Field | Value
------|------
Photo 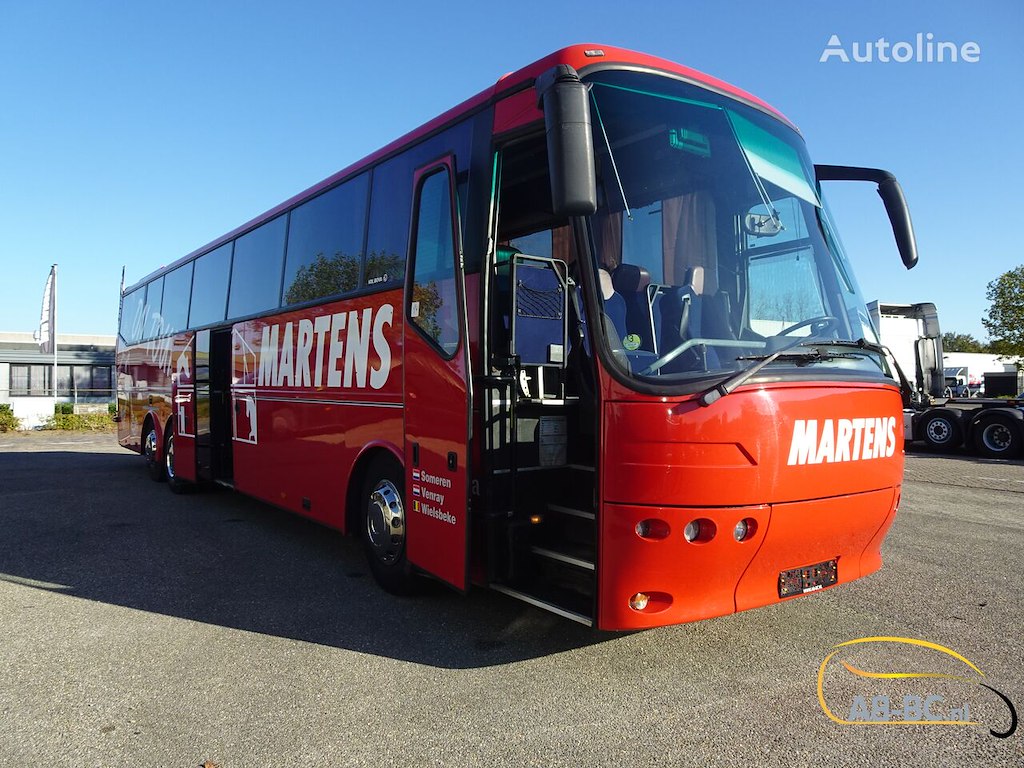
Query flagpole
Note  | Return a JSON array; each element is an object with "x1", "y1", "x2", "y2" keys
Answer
[{"x1": 52, "y1": 264, "x2": 58, "y2": 404}]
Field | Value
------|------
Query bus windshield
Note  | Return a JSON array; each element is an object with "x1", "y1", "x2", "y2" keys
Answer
[{"x1": 584, "y1": 70, "x2": 883, "y2": 386}]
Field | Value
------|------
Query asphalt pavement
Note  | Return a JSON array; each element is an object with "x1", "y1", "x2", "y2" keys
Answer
[{"x1": 0, "y1": 431, "x2": 1021, "y2": 767}]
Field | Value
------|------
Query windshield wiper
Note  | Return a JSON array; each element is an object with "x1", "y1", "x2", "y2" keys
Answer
[
  {"x1": 814, "y1": 337, "x2": 886, "y2": 354},
  {"x1": 698, "y1": 337, "x2": 878, "y2": 407},
  {"x1": 734, "y1": 350, "x2": 856, "y2": 363}
]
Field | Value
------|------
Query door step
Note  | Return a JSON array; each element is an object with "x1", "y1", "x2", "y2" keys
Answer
[
  {"x1": 530, "y1": 545, "x2": 594, "y2": 571},
  {"x1": 490, "y1": 584, "x2": 593, "y2": 626},
  {"x1": 547, "y1": 503, "x2": 595, "y2": 521}
]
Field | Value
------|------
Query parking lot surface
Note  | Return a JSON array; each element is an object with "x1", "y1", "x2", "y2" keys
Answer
[{"x1": 1, "y1": 432, "x2": 1021, "y2": 766}]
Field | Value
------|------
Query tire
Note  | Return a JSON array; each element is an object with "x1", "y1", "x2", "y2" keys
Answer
[
  {"x1": 361, "y1": 456, "x2": 417, "y2": 594},
  {"x1": 144, "y1": 425, "x2": 166, "y2": 482},
  {"x1": 973, "y1": 415, "x2": 1023, "y2": 459},
  {"x1": 920, "y1": 411, "x2": 961, "y2": 451},
  {"x1": 165, "y1": 431, "x2": 194, "y2": 494}
]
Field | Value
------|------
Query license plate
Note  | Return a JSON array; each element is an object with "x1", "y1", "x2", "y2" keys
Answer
[{"x1": 778, "y1": 559, "x2": 838, "y2": 597}]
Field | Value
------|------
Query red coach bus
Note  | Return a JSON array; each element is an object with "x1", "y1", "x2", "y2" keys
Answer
[{"x1": 117, "y1": 44, "x2": 918, "y2": 630}]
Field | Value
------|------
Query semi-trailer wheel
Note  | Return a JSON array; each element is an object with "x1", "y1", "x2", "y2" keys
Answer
[
  {"x1": 920, "y1": 411, "x2": 961, "y2": 451},
  {"x1": 973, "y1": 414, "x2": 1023, "y2": 459}
]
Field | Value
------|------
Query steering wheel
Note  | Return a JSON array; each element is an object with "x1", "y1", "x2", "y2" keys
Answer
[{"x1": 776, "y1": 315, "x2": 838, "y2": 338}]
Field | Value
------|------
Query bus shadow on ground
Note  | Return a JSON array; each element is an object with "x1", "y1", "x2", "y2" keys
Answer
[{"x1": 0, "y1": 448, "x2": 619, "y2": 669}]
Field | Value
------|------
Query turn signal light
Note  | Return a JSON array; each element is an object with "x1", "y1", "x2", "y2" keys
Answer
[{"x1": 635, "y1": 518, "x2": 670, "y2": 540}]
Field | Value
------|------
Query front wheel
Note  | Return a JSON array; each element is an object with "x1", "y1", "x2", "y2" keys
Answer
[
  {"x1": 362, "y1": 457, "x2": 418, "y2": 594},
  {"x1": 973, "y1": 415, "x2": 1023, "y2": 459}
]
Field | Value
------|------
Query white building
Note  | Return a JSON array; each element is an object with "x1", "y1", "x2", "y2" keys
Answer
[
  {"x1": 943, "y1": 351, "x2": 1016, "y2": 394},
  {"x1": 0, "y1": 332, "x2": 115, "y2": 429}
]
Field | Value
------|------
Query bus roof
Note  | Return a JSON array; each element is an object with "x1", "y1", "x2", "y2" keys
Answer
[{"x1": 126, "y1": 43, "x2": 792, "y2": 293}]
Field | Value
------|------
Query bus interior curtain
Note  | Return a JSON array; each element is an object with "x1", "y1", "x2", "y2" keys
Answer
[
  {"x1": 661, "y1": 192, "x2": 718, "y2": 294},
  {"x1": 551, "y1": 224, "x2": 575, "y2": 264},
  {"x1": 594, "y1": 212, "x2": 623, "y2": 271}
]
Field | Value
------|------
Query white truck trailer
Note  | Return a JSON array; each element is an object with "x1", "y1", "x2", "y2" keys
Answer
[{"x1": 869, "y1": 301, "x2": 1023, "y2": 459}]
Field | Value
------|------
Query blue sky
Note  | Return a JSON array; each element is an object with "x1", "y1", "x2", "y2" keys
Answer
[{"x1": 1, "y1": 0, "x2": 1020, "y2": 340}]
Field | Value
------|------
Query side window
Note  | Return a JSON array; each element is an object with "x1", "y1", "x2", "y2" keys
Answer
[
  {"x1": 283, "y1": 173, "x2": 368, "y2": 305},
  {"x1": 228, "y1": 214, "x2": 287, "y2": 319},
  {"x1": 409, "y1": 166, "x2": 459, "y2": 355},
  {"x1": 119, "y1": 286, "x2": 146, "y2": 343},
  {"x1": 9, "y1": 365, "x2": 30, "y2": 396},
  {"x1": 189, "y1": 242, "x2": 232, "y2": 328},
  {"x1": 144, "y1": 276, "x2": 165, "y2": 340},
  {"x1": 161, "y1": 261, "x2": 193, "y2": 334},
  {"x1": 93, "y1": 365, "x2": 112, "y2": 394},
  {"x1": 365, "y1": 155, "x2": 413, "y2": 288}
]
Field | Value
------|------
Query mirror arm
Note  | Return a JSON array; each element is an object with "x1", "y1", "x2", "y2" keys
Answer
[{"x1": 815, "y1": 164, "x2": 918, "y2": 270}]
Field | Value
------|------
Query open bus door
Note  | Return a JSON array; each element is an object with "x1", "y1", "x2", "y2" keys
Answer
[
  {"x1": 172, "y1": 328, "x2": 234, "y2": 488},
  {"x1": 402, "y1": 158, "x2": 472, "y2": 590},
  {"x1": 169, "y1": 334, "x2": 198, "y2": 485}
]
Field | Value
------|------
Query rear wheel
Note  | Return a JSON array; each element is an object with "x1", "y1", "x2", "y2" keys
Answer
[
  {"x1": 144, "y1": 426, "x2": 166, "y2": 482},
  {"x1": 165, "y1": 431, "x2": 194, "y2": 494},
  {"x1": 362, "y1": 457, "x2": 417, "y2": 594},
  {"x1": 920, "y1": 411, "x2": 961, "y2": 451},
  {"x1": 974, "y1": 415, "x2": 1023, "y2": 459}
]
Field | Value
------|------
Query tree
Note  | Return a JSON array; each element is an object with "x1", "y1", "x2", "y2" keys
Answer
[
  {"x1": 942, "y1": 332, "x2": 986, "y2": 353},
  {"x1": 982, "y1": 265, "x2": 1024, "y2": 364},
  {"x1": 284, "y1": 252, "x2": 359, "y2": 305}
]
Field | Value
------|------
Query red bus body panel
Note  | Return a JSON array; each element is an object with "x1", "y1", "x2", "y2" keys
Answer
[
  {"x1": 598, "y1": 381, "x2": 903, "y2": 630},
  {"x1": 229, "y1": 292, "x2": 404, "y2": 528}
]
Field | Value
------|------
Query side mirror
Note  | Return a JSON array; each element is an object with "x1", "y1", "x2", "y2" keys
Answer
[
  {"x1": 536, "y1": 65, "x2": 598, "y2": 217},
  {"x1": 815, "y1": 165, "x2": 918, "y2": 270}
]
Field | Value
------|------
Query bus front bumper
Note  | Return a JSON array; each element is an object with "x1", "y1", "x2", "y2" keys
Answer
[{"x1": 596, "y1": 486, "x2": 900, "y2": 630}]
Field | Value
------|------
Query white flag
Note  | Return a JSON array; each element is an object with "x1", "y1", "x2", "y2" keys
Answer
[{"x1": 38, "y1": 265, "x2": 56, "y2": 354}]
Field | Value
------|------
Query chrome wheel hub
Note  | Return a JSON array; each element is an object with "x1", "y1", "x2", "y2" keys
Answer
[
  {"x1": 145, "y1": 429, "x2": 158, "y2": 463},
  {"x1": 165, "y1": 434, "x2": 176, "y2": 480},
  {"x1": 366, "y1": 479, "x2": 405, "y2": 565}
]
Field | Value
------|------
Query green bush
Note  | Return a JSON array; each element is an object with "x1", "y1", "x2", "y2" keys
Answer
[
  {"x1": 55, "y1": 402, "x2": 74, "y2": 415},
  {"x1": 0, "y1": 404, "x2": 20, "y2": 432},
  {"x1": 43, "y1": 412, "x2": 115, "y2": 431},
  {"x1": 107, "y1": 401, "x2": 117, "y2": 416}
]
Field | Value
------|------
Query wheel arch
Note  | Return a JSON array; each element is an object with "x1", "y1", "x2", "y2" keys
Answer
[
  {"x1": 345, "y1": 441, "x2": 404, "y2": 536},
  {"x1": 968, "y1": 406, "x2": 1024, "y2": 433},
  {"x1": 142, "y1": 411, "x2": 163, "y2": 459}
]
